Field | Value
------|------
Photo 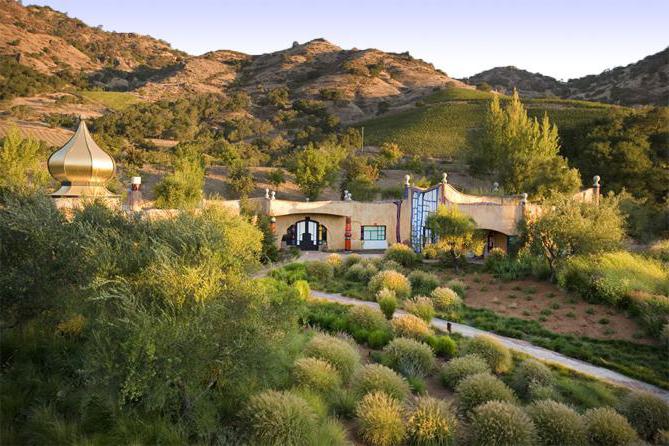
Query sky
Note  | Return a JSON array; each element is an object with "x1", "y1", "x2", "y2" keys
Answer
[{"x1": 28, "y1": 0, "x2": 669, "y2": 80}]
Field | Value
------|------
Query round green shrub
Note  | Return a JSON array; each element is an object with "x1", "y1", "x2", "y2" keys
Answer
[
  {"x1": 290, "y1": 387, "x2": 328, "y2": 420},
  {"x1": 426, "y1": 335, "x2": 458, "y2": 358},
  {"x1": 346, "y1": 262, "x2": 378, "y2": 282},
  {"x1": 367, "y1": 329, "x2": 393, "y2": 349},
  {"x1": 461, "y1": 335, "x2": 512, "y2": 374},
  {"x1": 619, "y1": 391, "x2": 669, "y2": 442},
  {"x1": 440, "y1": 354, "x2": 491, "y2": 389},
  {"x1": 326, "y1": 253, "x2": 343, "y2": 271},
  {"x1": 305, "y1": 260, "x2": 334, "y2": 282},
  {"x1": 527, "y1": 400, "x2": 587, "y2": 446},
  {"x1": 445, "y1": 279, "x2": 466, "y2": 298},
  {"x1": 292, "y1": 357, "x2": 342, "y2": 394},
  {"x1": 377, "y1": 288, "x2": 398, "y2": 320},
  {"x1": 408, "y1": 270, "x2": 440, "y2": 296},
  {"x1": 384, "y1": 243, "x2": 419, "y2": 267},
  {"x1": 327, "y1": 387, "x2": 357, "y2": 419},
  {"x1": 317, "y1": 418, "x2": 349, "y2": 446},
  {"x1": 343, "y1": 253, "x2": 362, "y2": 269},
  {"x1": 347, "y1": 305, "x2": 389, "y2": 332},
  {"x1": 406, "y1": 396, "x2": 458, "y2": 446},
  {"x1": 455, "y1": 372, "x2": 516, "y2": 416},
  {"x1": 352, "y1": 364, "x2": 410, "y2": 401},
  {"x1": 431, "y1": 287, "x2": 463, "y2": 313},
  {"x1": 303, "y1": 333, "x2": 361, "y2": 383},
  {"x1": 470, "y1": 400, "x2": 536, "y2": 446},
  {"x1": 383, "y1": 337, "x2": 435, "y2": 378},
  {"x1": 356, "y1": 391, "x2": 406, "y2": 446},
  {"x1": 583, "y1": 407, "x2": 638, "y2": 446},
  {"x1": 403, "y1": 296, "x2": 436, "y2": 323},
  {"x1": 527, "y1": 382, "x2": 558, "y2": 402},
  {"x1": 511, "y1": 359, "x2": 554, "y2": 398},
  {"x1": 369, "y1": 270, "x2": 411, "y2": 299},
  {"x1": 293, "y1": 279, "x2": 310, "y2": 301},
  {"x1": 244, "y1": 390, "x2": 318, "y2": 446},
  {"x1": 380, "y1": 259, "x2": 403, "y2": 272},
  {"x1": 391, "y1": 314, "x2": 432, "y2": 339}
]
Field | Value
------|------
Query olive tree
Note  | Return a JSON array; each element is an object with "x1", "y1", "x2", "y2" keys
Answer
[{"x1": 426, "y1": 205, "x2": 482, "y2": 271}]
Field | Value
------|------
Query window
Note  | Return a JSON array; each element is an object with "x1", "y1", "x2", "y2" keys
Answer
[{"x1": 361, "y1": 225, "x2": 386, "y2": 241}]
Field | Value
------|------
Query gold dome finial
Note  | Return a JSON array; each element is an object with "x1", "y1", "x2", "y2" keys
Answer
[{"x1": 48, "y1": 118, "x2": 116, "y2": 197}]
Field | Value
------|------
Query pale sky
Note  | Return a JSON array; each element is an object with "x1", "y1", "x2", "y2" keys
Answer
[{"x1": 28, "y1": 0, "x2": 669, "y2": 80}]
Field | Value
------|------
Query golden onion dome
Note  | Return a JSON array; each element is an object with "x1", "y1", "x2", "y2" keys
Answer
[{"x1": 48, "y1": 119, "x2": 116, "y2": 197}]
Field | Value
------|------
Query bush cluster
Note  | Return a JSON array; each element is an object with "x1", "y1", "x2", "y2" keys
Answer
[
  {"x1": 377, "y1": 288, "x2": 398, "y2": 319},
  {"x1": 305, "y1": 260, "x2": 335, "y2": 282},
  {"x1": 303, "y1": 333, "x2": 361, "y2": 383},
  {"x1": 391, "y1": 314, "x2": 432, "y2": 339},
  {"x1": 455, "y1": 372, "x2": 516, "y2": 416},
  {"x1": 431, "y1": 287, "x2": 463, "y2": 319},
  {"x1": 440, "y1": 354, "x2": 490, "y2": 389},
  {"x1": 425, "y1": 334, "x2": 458, "y2": 358},
  {"x1": 406, "y1": 396, "x2": 458, "y2": 446},
  {"x1": 408, "y1": 270, "x2": 440, "y2": 296},
  {"x1": 470, "y1": 401, "x2": 536, "y2": 446},
  {"x1": 352, "y1": 364, "x2": 410, "y2": 401},
  {"x1": 345, "y1": 261, "x2": 378, "y2": 282},
  {"x1": 511, "y1": 359, "x2": 554, "y2": 398},
  {"x1": 403, "y1": 296, "x2": 436, "y2": 323},
  {"x1": 356, "y1": 391, "x2": 406, "y2": 446},
  {"x1": 619, "y1": 391, "x2": 669, "y2": 442},
  {"x1": 384, "y1": 243, "x2": 419, "y2": 267},
  {"x1": 369, "y1": 270, "x2": 412, "y2": 299},
  {"x1": 583, "y1": 407, "x2": 638, "y2": 446},
  {"x1": 347, "y1": 306, "x2": 390, "y2": 333},
  {"x1": 527, "y1": 400, "x2": 587, "y2": 446},
  {"x1": 445, "y1": 279, "x2": 466, "y2": 298},
  {"x1": 461, "y1": 335, "x2": 512, "y2": 374},
  {"x1": 383, "y1": 337, "x2": 436, "y2": 378}
]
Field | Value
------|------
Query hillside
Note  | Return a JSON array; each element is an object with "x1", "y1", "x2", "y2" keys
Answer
[{"x1": 466, "y1": 47, "x2": 669, "y2": 105}]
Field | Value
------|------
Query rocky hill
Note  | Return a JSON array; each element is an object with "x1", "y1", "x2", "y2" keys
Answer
[{"x1": 466, "y1": 47, "x2": 669, "y2": 105}]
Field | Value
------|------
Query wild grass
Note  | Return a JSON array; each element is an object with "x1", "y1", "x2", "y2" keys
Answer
[{"x1": 79, "y1": 90, "x2": 142, "y2": 111}]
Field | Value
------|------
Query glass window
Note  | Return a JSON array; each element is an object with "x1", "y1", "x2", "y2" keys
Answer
[{"x1": 361, "y1": 225, "x2": 386, "y2": 241}]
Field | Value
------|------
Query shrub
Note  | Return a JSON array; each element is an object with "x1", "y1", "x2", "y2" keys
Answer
[
  {"x1": 440, "y1": 355, "x2": 491, "y2": 389},
  {"x1": 619, "y1": 391, "x2": 669, "y2": 442},
  {"x1": 326, "y1": 253, "x2": 343, "y2": 271},
  {"x1": 470, "y1": 401, "x2": 536, "y2": 446},
  {"x1": 303, "y1": 333, "x2": 361, "y2": 383},
  {"x1": 403, "y1": 296, "x2": 436, "y2": 323},
  {"x1": 327, "y1": 387, "x2": 357, "y2": 419},
  {"x1": 583, "y1": 407, "x2": 638, "y2": 446},
  {"x1": 293, "y1": 279, "x2": 310, "y2": 300},
  {"x1": 391, "y1": 314, "x2": 432, "y2": 339},
  {"x1": 455, "y1": 373, "x2": 516, "y2": 416},
  {"x1": 484, "y1": 248, "x2": 508, "y2": 272},
  {"x1": 352, "y1": 364, "x2": 411, "y2": 401},
  {"x1": 406, "y1": 396, "x2": 458, "y2": 446},
  {"x1": 527, "y1": 382, "x2": 558, "y2": 402},
  {"x1": 426, "y1": 335, "x2": 457, "y2": 359},
  {"x1": 293, "y1": 357, "x2": 342, "y2": 394},
  {"x1": 369, "y1": 270, "x2": 411, "y2": 299},
  {"x1": 511, "y1": 359, "x2": 554, "y2": 398},
  {"x1": 347, "y1": 305, "x2": 389, "y2": 332},
  {"x1": 305, "y1": 260, "x2": 334, "y2": 282},
  {"x1": 648, "y1": 239, "x2": 669, "y2": 262},
  {"x1": 356, "y1": 391, "x2": 406, "y2": 446},
  {"x1": 244, "y1": 390, "x2": 318, "y2": 446},
  {"x1": 409, "y1": 270, "x2": 440, "y2": 296},
  {"x1": 461, "y1": 335, "x2": 512, "y2": 374},
  {"x1": 384, "y1": 243, "x2": 419, "y2": 267},
  {"x1": 346, "y1": 262, "x2": 378, "y2": 282},
  {"x1": 380, "y1": 259, "x2": 403, "y2": 272},
  {"x1": 377, "y1": 288, "x2": 398, "y2": 319},
  {"x1": 383, "y1": 337, "x2": 435, "y2": 378},
  {"x1": 343, "y1": 253, "x2": 363, "y2": 269},
  {"x1": 367, "y1": 329, "x2": 393, "y2": 349},
  {"x1": 445, "y1": 279, "x2": 466, "y2": 298},
  {"x1": 317, "y1": 418, "x2": 350, "y2": 446},
  {"x1": 527, "y1": 400, "x2": 587, "y2": 446},
  {"x1": 430, "y1": 287, "x2": 463, "y2": 315}
]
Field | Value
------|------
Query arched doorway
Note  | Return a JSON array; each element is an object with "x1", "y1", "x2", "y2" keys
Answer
[{"x1": 284, "y1": 217, "x2": 328, "y2": 251}]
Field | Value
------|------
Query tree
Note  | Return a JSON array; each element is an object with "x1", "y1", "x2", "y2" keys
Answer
[
  {"x1": 292, "y1": 142, "x2": 344, "y2": 200},
  {"x1": 477, "y1": 82, "x2": 493, "y2": 92},
  {"x1": 379, "y1": 142, "x2": 403, "y2": 166},
  {"x1": 467, "y1": 90, "x2": 581, "y2": 198},
  {"x1": 525, "y1": 194, "x2": 625, "y2": 278},
  {"x1": 267, "y1": 168, "x2": 286, "y2": 191},
  {"x1": 426, "y1": 205, "x2": 481, "y2": 271},
  {"x1": 228, "y1": 161, "x2": 256, "y2": 197},
  {"x1": 154, "y1": 149, "x2": 205, "y2": 209},
  {"x1": 0, "y1": 127, "x2": 50, "y2": 198}
]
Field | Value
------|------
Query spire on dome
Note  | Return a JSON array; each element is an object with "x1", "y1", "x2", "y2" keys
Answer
[{"x1": 48, "y1": 118, "x2": 116, "y2": 197}]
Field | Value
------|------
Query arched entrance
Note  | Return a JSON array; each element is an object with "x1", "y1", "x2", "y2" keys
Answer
[{"x1": 284, "y1": 217, "x2": 328, "y2": 251}]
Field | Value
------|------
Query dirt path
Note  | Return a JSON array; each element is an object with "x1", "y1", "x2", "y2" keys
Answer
[{"x1": 310, "y1": 290, "x2": 669, "y2": 402}]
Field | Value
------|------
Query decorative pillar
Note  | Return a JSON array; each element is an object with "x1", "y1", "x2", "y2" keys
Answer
[
  {"x1": 394, "y1": 200, "x2": 402, "y2": 243},
  {"x1": 440, "y1": 172, "x2": 448, "y2": 204},
  {"x1": 404, "y1": 175, "x2": 411, "y2": 199},
  {"x1": 128, "y1": 176, "x2": 143, "y2": 211},
  {"x1": 520, "y1": 192, "x2": 528, "y2": 219},
  {"x1": 593, "y1": 175, "x2": 601, "y2": 205},
  {"x1": 344, "y1": 216, "x2": 352, "y2": 251}
]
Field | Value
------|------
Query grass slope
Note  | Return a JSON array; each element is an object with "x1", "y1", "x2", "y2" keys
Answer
[
  {"x1": 361, "y1": 87, "x2": 617, "y2": 157},
  {"x1": 79, "y1": 91, "x2": 142, "y2": 111}
]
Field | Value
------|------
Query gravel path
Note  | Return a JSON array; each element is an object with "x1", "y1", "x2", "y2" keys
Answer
[{"x1": 311, "y1": 290, "x2": 669, "y2": 402}]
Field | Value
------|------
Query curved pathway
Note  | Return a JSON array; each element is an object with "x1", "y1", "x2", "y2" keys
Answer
[{"x1": 310, "y1": 290, "x2": 669, "y2": 402}]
